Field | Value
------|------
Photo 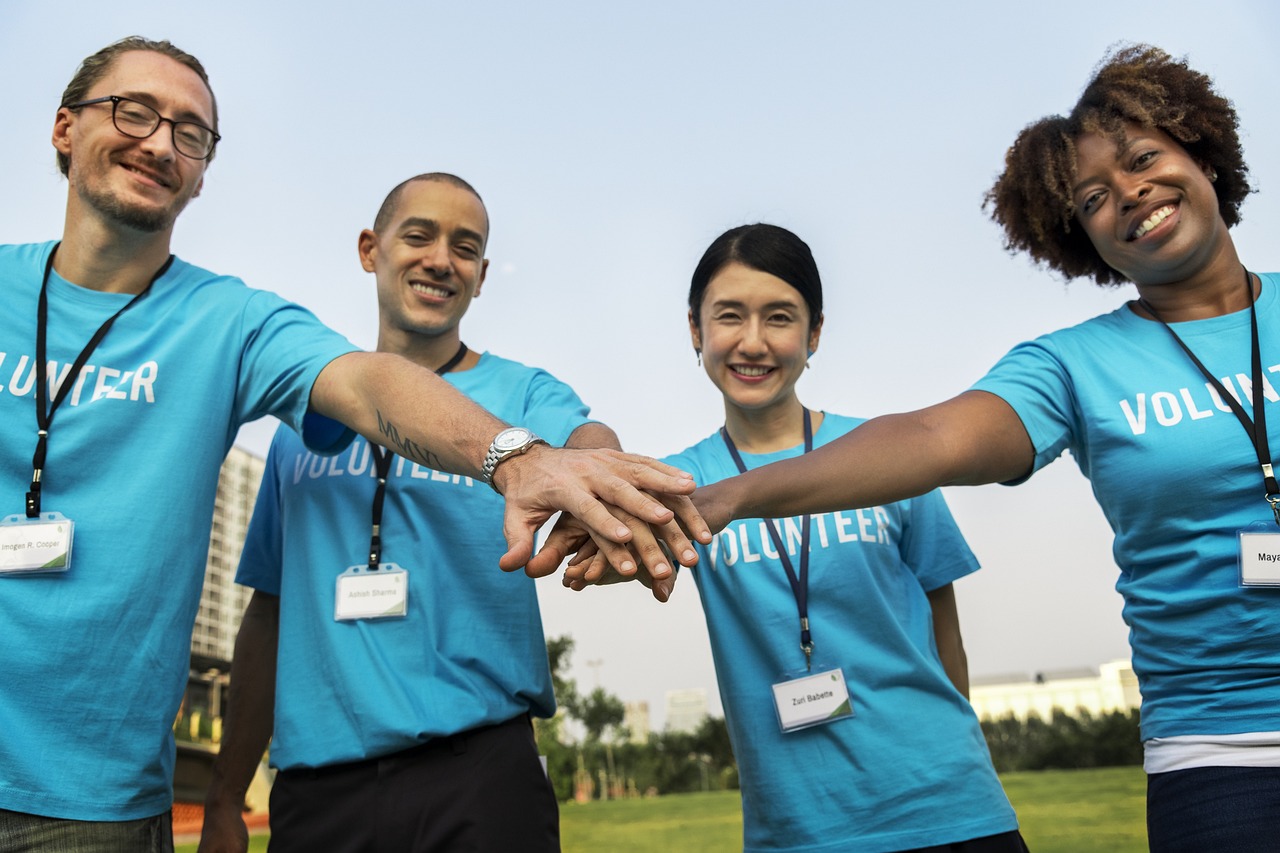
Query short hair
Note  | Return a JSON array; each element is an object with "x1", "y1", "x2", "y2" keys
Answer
[
  {"x1": 689, "y1": 223, "x2": 823, "y2": 331},
  {"x1": 57, "y1": 36, "x2": 218, "y2": 176},
  {"x1": 985, "y1": 44, "x2": 1252, "y2": 286},
  {"x1": 372, "y1": 173, "x2": 488, "y2": 241}
]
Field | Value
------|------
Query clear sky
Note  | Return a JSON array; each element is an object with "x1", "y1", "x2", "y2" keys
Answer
[{"x1": 4, "y1": 0, "x2": 1278, "y2": 728}]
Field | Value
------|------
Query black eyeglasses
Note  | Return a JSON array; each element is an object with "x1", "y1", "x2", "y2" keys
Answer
[{"x1": 64, "y1": 95, "x2": 220, "y2": 160}]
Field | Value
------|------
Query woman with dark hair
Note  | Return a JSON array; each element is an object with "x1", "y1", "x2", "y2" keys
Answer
[
  {"x1": 601, "y1": 222, "x2": 1025, "y2": 851},
  {"x1": 676, "y1": 45, "x2": 1280, "y2": 850}
]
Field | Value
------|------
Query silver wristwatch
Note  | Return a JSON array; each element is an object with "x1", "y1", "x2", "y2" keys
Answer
[{"x1": 481, "y1": 427, "x2": 547, "y2": 492}]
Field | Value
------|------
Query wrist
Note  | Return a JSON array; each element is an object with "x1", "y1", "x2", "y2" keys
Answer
[
  {"x1": 491, "y1": 441, "x2": 551, "y2": 496},
  {"x1": 483, "y1": 427, "x2": 548, "y2": 493}
]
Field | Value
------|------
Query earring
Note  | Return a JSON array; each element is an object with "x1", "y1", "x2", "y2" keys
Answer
[
  {"x1": 1208, "y1": 167, "x2": 1219, "y2": 183},
  {"x1": 695, "y1": 349, "x2": 702, "y2": 366}
]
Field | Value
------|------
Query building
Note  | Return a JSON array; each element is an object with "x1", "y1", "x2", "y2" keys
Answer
[
  {"x1": 623, "y1": 701, "x2": 650, "y2": 744},
  {"x1": 191, "y1": 446, "x2": 265, "y2": 661},
  {"x1": 968, "y1": 659, "x2": 1141, "y2": 721},
  {"x1": 176, "y1": 446, "x2": 271, "y2": 819},
  {"x1": 664, "y1": 688, "x2": 709, "y2": 734},
  {"x1": 180, "y1": 446, "x2": 265, "y2": 746}
]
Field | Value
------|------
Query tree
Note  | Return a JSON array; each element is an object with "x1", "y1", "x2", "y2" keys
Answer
[{"x1": 576, "y1": 687, "x2": 625, "y2": 743}]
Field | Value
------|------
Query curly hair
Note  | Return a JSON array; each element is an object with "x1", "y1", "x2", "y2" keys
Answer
[{"x1": 985, "y1": 44, "x2": 1251, "y2": 286}]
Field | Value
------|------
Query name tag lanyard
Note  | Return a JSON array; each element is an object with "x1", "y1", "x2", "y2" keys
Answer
[
  {"x1": 364, "y1": 341, "x2": 468, "y2": 570},
  {"x1": 721, "y1": 407, "x2": 815, "y2": 671},
  {"x1": 26, "y1": 243, "x2": 172, "y2": 517},
  {"x1": 1138, "y1": 267, "x2": 1280, "y2": 526}
]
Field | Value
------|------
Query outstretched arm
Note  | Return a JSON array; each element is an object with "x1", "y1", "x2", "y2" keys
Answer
[
  {"x1": 696, "y1": 391, "x2": 1035, "y2": 533},
  {"x1": 198, "y1": 591, "x2": 280, "y2": 853},
  {"x1": 310, "y1": 352, "x2": 709, "y2": 571}
]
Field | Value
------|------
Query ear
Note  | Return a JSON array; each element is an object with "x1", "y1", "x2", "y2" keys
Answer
[
  {"x1": 474, "y1": 258, "x2": 489, "y2": 298},
  {"x1": 357, "y1": 229, "x2": 379, "y2": 273},
  {"x1": 688, "y1": 309, "x2": 701, "y2": 351},
  {"x1": 191, "y1": 176, "x2": 204, "y2": 199},
  {"x1": 808, "y1": 313, "x2": 824, "y2": 355},
  {"x1": 51, "y1": 107, "x2": 75, "y2": 162}
]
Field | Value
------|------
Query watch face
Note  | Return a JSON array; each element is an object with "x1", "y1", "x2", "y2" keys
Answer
[{"x1": 495, "y1": 427, "x2": 533, "y2": 452}]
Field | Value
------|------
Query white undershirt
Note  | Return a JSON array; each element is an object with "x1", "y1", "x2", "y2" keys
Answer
[{"x1": 1144, "y1": 731, "x2": 1280, "y2": 773}]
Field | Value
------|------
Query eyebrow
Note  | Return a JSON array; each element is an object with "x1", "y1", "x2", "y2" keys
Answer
[
  {"x1": 396, "y1": 217, "x2": 485, "y2": 245},
  {"x1": 1071, "y1": 135, "x2": 1142, "y2": 197},
  {"x1": 709, "y1": 298, "x2": 802, "y2": 311},
  {"x1": 116, "y1": 90, "x2": 213, "y2": 127}
]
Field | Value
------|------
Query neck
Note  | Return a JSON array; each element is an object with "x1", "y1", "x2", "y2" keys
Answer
[
  {"x1": 57, "y1": 204, "x2": 175, "y2": 295},
  {"x1": 377, "y1": 327, "x2": 476, "y2": 373},
  {"x1": 723, "y1": 396, "x2": 820, "y2": 454},
  {"x1": 1131, "y1": 237, "x2": 1250, "y2": 322}
]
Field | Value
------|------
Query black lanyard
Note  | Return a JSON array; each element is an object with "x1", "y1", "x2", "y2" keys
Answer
[
  {"x1": 366, "y1": 342, "x2": 469, "y2": 569},
  {"x1": 1138, "y1": 267, "x2": 1280, "y2": 525},
  {"x1": 27, "y1": 244, "x2": 172, "y2": 517},
  {"x1": 721, "y1": 408, "x2": 815, "y2": 670}
]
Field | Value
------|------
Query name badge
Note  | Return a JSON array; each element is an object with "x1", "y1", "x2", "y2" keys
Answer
[
  {"x1": 335, "y1": 563, "x2": 408, "y2": 620},
  {"x1": 1239, "y1": 525, "x2": 1280, "y2": 586},
  {"x1": 0, "y1": 512, "x2": 74, "y2": 575},
  {"x1": 771, "y1": 667, "x2": 853, "y2": 733}
]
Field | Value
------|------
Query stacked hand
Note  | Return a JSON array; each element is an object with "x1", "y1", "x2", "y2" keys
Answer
[{"x1": 506, "y1": 457, "x2": 736, "y2": 601}]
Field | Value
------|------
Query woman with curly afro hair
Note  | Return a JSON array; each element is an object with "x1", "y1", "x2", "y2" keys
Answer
[{"x1": 685, "y1": 44, "x2": 1280, "y2": 851}]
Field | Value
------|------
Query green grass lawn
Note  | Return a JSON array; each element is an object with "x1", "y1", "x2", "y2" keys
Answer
[{"x1": 174, "y1": 766, "x2": 1147, "y2": 853}]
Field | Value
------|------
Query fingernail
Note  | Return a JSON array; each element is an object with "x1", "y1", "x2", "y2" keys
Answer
[
  {"x1": 616, "y1": 525, "x2": 631, "y2": 539},
  {"x1": 682, "y1": 549, "x2": 697, "y2": 564},
  {"x1": 621, "y1": 561, "x2": 636, "y2": 574}
]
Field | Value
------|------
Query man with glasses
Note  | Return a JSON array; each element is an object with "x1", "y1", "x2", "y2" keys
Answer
[
  {"x1": 0, "y1": 37, "x2": 701, "y2": 851},
  {"x1": 199, "y1": 173, "x2": 593, "y2": 853}
]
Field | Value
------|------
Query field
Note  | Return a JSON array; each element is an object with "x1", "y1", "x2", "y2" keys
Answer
[{"x1": 175, "y1": 765, "x2": 1148, "y2": 852}]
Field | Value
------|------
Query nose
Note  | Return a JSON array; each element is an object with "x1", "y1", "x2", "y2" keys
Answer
[
  {"x1": 1117, "y1": 175, "x2": 1151, "y2": 215},
  {"x1": 137, "y1": 122, "x2": 178, "y2": 162},
  {"x1": 738, "y1": 318, "x2": 767, "y2": 356},
  {"x1": 419, "y1": 241, "x2": 452, "y2": 275}
]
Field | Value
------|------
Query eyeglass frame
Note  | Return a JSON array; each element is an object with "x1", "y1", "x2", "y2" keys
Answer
[{"x1": 62, "y1": 95, "x2": 221, "y2": 160}]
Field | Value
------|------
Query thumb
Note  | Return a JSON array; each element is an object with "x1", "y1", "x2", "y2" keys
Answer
[{"x1": 499, "y1": 509, "x2": 536, "y2": 573}]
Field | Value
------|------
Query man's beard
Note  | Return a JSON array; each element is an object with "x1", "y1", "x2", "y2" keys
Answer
[{"x1": 76, "y1": 171, "x2": 179, "y2": 234}]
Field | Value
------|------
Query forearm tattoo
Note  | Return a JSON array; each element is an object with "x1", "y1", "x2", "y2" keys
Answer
[{"x1": 376, "y1": 410, "x2": 444, "y2": 470}]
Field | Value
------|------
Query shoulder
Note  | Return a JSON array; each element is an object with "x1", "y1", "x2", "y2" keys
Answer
[
  {"x1": 662, "y1": 431, "x2": 726, "y2": 484},
  {"x1": 161, "y1": 256, "x2": 280, "y2": 308},
  {"x1": 816, "y1": 412, "x2": 863, "y2": 440},
  {"x1": 0, "y1": 241, "x2": 58, "y2": 276}
]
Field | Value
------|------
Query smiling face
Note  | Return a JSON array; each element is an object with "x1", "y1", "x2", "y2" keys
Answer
[
  {"x1": 359, "y1": 179, "x2": 489, "y2": 353},
  {"x1": 52, "y1": 50, "x2": 212, "y2": 235},
  {"x1": 1071, "y1": 123, "x2": 1229, "y2": 287},
  {"x1": 690, "y1": 262, "x2": 821, "y2": 418}
]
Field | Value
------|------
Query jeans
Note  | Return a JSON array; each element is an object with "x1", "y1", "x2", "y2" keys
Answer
[
  {"x1": 0, "y1": 808, "x2": 173, "y2": 853},
  {"x1": 1147, "y1": 765, "x2": 1280, "y2": 852}
]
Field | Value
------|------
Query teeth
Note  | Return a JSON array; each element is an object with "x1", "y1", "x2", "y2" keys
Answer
[
  {"x1": 410, "y1": 283, "x2": 451, "y2": 298},
  {"x1": 733, "y1": 366, "x2": 772, "y2": 377},
  {"x1": 1133, "y1": 205, "x2": 1175, "y2": 239}
]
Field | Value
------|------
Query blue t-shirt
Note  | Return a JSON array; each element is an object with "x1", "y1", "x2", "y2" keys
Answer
[
  {"x1": 973, "y1": 272, "x2": 1280, "y2": 742},
  {"x1": 665, "y1": 413, "x2": 1016, "y2": 853},
  {"x1": 0, "y1": 242, "x2": 357, "y2": 820},
  {"x1": 237, "y1": 352, "x2": 592, "y2": 769}
]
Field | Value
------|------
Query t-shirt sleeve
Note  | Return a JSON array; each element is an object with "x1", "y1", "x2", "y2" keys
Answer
[
  {"x1": 897, "y1": 489, "x2": 980, "y2": 592},
  {"x1": 970, "y1": 337, "x2": 1077, "y2": 478},
  {"x1": 234, "y1": 290, "x2": 360, "y2": 453},
  {"x1": 235, "y1": 428, "x2": 288, "y2": 595},
  {"x1": 520, "y1": 370, "x2": 594, "y2": 447}
]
